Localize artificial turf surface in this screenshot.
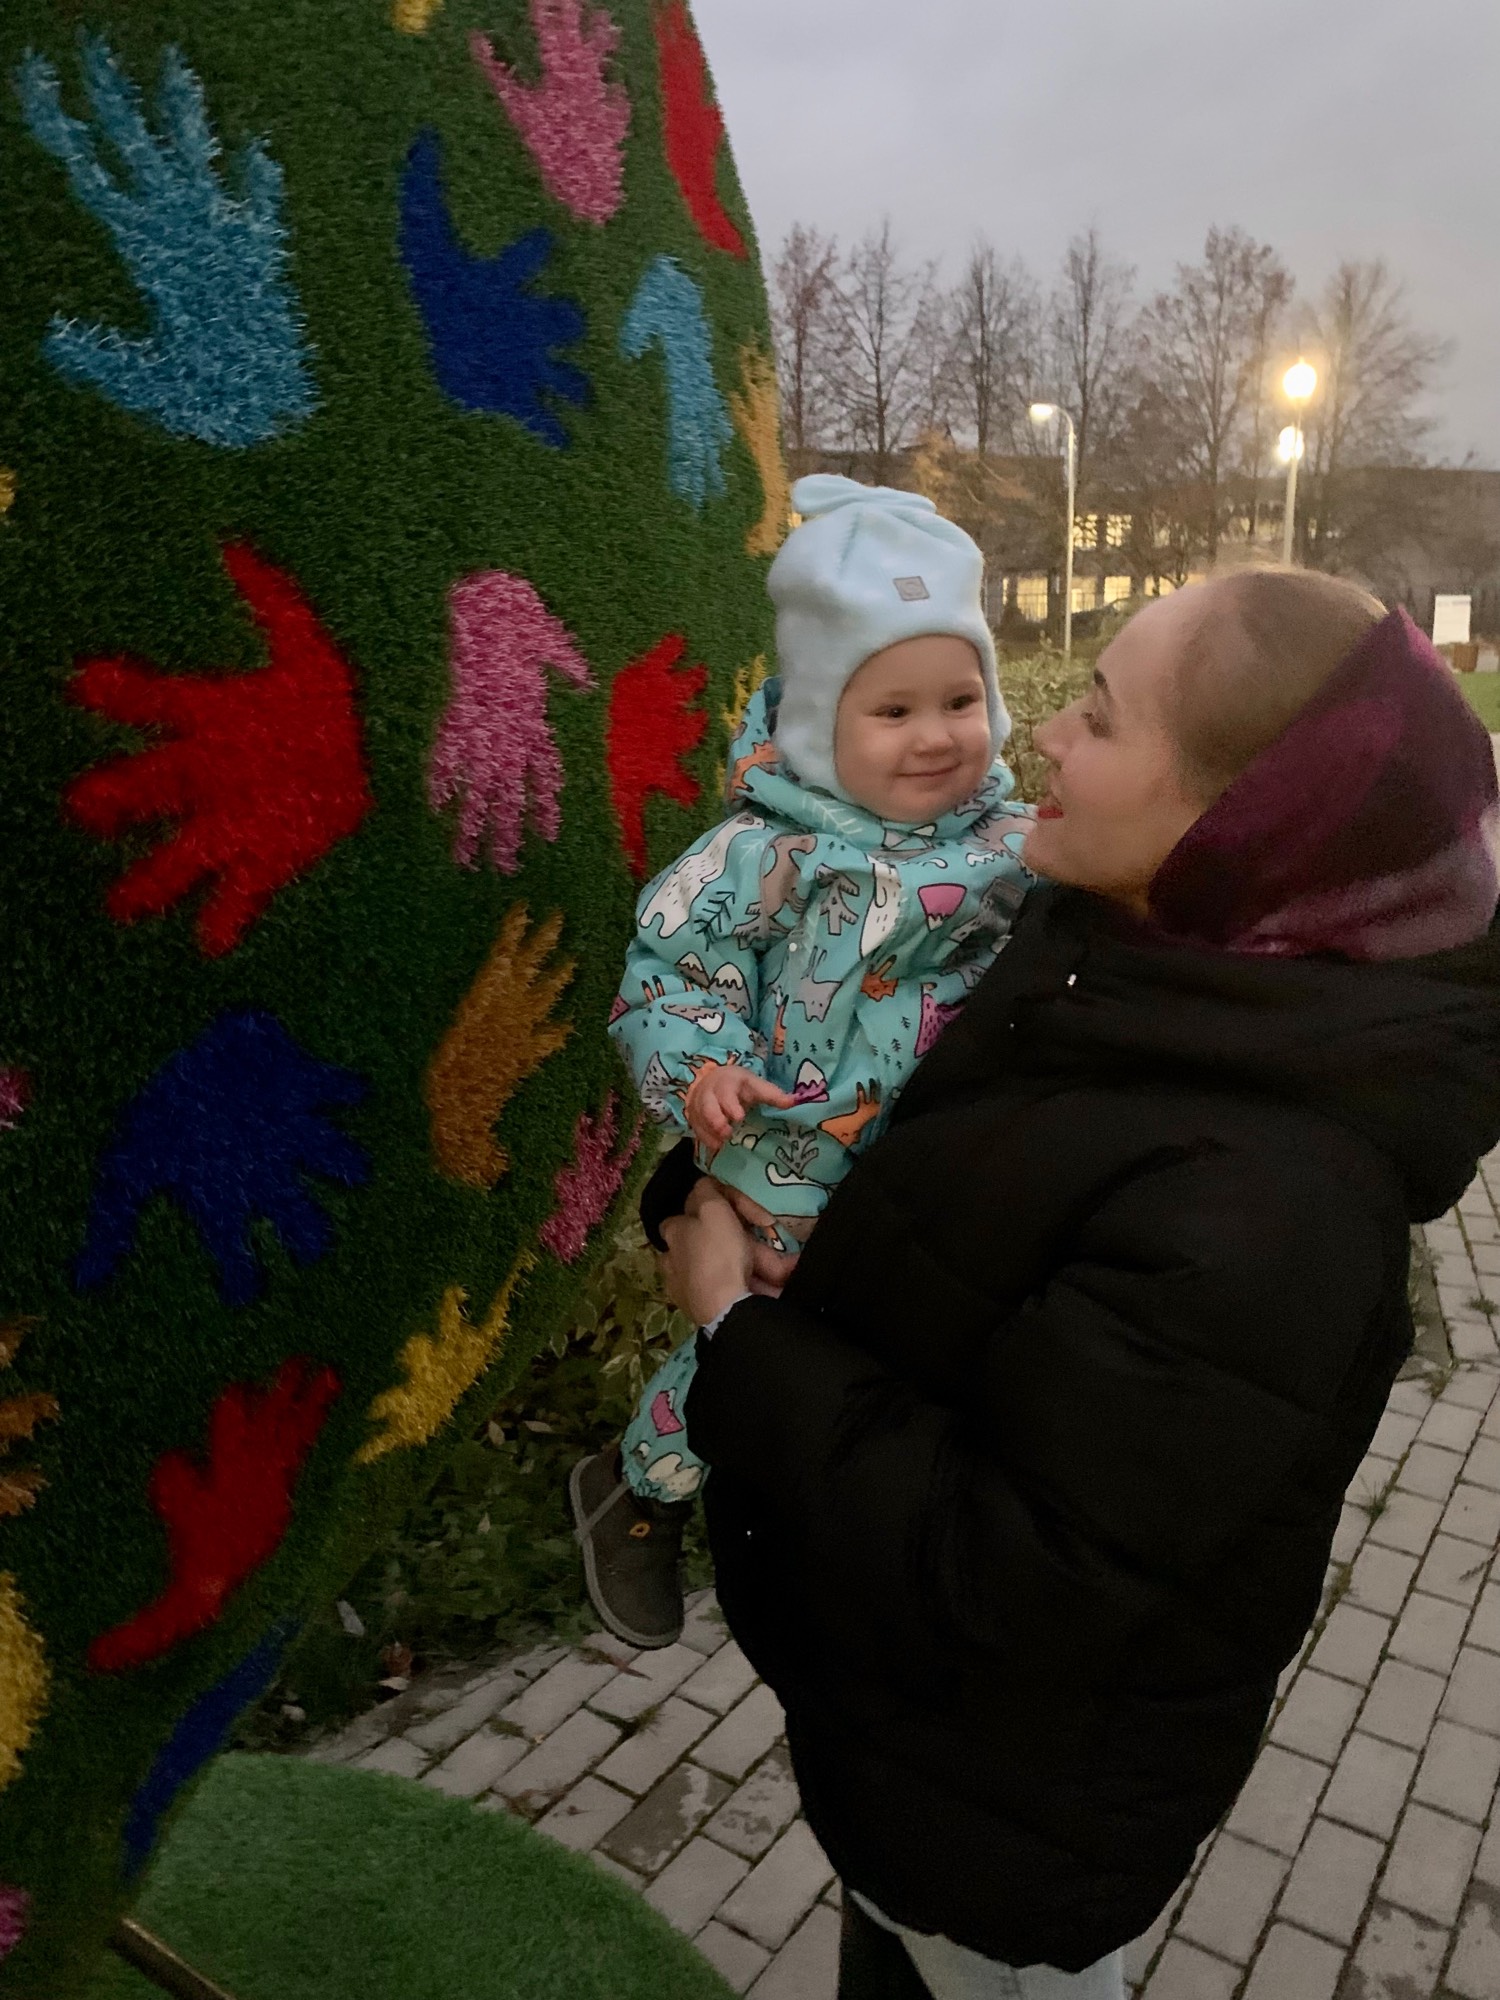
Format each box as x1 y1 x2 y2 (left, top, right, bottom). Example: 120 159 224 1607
85 1754 736 2000
1457 670 1500 732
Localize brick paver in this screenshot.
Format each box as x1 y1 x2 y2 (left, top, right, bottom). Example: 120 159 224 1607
1321 1730 1420 1842
717 1820 834 1950
297 1163 1500 2000
423 1725 528 1798
595 1694 715 1795
646 1834 752 1935
1275 1816 1384 1943
1237 1921 1344 2000
603 1762 732 1875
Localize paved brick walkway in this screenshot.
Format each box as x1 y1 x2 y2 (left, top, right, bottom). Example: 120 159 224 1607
305 1149 1500 1999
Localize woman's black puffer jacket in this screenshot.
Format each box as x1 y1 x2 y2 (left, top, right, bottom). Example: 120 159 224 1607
676 884 1500 1972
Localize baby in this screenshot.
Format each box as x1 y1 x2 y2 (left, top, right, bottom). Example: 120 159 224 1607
572 475 1034 1647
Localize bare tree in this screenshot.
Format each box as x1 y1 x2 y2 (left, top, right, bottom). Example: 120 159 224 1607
1242 254 1295 545
770 224 840 454
827 220 941 485
1106 376 1199 592
1139 226 1291 564
1049 227 1138 500
948 240 1039 457
1297 261 1449 569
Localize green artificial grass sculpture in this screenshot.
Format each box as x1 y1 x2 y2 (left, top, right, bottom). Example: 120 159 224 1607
0 0 780 1989
85 1755 736 2000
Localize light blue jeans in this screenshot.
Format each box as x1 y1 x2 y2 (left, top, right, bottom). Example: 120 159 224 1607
851 1893 1127 2000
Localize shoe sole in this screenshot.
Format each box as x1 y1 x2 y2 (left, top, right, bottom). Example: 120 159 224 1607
568 1453 684 1652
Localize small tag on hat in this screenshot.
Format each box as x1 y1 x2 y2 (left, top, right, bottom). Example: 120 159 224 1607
894 576 930 602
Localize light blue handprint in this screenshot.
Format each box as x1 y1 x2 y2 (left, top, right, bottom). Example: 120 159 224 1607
14 36 317 448
620 256 733 511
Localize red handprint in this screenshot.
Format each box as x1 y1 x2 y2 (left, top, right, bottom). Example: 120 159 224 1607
89 1357 341 1674
606 633 707 877
654 1 747 258
65 544 374 958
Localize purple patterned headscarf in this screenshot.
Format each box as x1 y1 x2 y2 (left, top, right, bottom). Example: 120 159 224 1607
1150 608 1499 961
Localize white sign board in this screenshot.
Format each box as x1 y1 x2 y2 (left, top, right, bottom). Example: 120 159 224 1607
1433 594 1472 646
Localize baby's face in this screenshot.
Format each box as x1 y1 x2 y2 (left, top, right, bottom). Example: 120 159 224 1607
833 637 993 821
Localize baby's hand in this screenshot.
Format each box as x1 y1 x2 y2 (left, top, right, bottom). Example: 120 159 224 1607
684 1063 795 1154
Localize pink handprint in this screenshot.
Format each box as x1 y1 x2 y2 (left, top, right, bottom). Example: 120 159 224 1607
540 1091 643 1263
470 0 631 226
428 572 596 873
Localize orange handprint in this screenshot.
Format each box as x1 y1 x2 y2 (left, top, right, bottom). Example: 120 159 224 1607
65 544 373 958
0 1321 57 1521
426 907 575 1189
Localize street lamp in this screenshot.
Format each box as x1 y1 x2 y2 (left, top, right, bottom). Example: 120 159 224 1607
1280 361 1317 564
1029 402 1077 659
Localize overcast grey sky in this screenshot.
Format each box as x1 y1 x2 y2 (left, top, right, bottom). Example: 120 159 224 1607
695 0 1500 467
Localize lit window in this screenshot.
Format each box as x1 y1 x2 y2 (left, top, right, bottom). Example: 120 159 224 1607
1103 576 1132 606
1106 514 1130 549
1070 577 1100 615
1015 575 1050 621
1072 513 1098 550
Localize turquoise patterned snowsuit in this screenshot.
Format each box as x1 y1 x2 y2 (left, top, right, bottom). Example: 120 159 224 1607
611 679 1034 1503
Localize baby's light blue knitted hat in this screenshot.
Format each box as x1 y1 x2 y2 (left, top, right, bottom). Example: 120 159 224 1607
768 474 1009 801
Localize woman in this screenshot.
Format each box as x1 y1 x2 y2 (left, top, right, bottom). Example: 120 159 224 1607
649 570 1500 1999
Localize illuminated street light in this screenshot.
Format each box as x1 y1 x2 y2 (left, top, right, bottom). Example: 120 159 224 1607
1281 361 1318 563
1029 402 1077 659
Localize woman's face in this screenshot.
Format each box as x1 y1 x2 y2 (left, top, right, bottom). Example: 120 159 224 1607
1022 592 1211 915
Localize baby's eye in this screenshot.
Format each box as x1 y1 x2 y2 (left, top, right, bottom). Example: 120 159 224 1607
947 694 980 711
879 705 909 720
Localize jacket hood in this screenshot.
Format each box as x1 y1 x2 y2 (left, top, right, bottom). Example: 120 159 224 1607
724 677 1017 845
928 886 1500 1223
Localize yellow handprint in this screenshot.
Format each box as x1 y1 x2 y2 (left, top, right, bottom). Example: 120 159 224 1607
729 347 790 557
0 1575 47 1795
359 1255 535 1462
426 906 575 1189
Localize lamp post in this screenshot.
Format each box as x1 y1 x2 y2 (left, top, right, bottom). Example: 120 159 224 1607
1280 360 1317 565
1029 402 1077 660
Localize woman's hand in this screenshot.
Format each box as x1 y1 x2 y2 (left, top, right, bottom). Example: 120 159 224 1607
658 1179 799 1320
658 1179 758 1324
684 1062 796 1155
722 1187 805 1294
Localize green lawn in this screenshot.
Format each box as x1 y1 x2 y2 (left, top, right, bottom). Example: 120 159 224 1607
1458 673 1500 732
88 1755 736 2000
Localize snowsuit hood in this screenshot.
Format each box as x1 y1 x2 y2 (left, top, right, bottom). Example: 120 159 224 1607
725 676 1016 842
767 474 1008 805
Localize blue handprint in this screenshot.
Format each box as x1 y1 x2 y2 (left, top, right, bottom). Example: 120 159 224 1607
400 128 589 448
620 256 733 510
14 36 317 448
76 1011 369 1307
